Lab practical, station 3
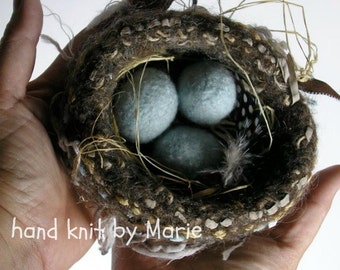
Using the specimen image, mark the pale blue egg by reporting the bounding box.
[178,61,237,125]
[114,68,178,143]
[152,125,223,178]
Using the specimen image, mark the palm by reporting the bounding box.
[0,1,93,269]
[113,234,294,270]
[0,95,92,269]
[1,1,340,270]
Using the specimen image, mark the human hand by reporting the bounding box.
[1,1,339,270]
[112,165,340,270]
[0,1,93,269]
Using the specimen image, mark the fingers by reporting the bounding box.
[0,0,43,107]
[271,165,340,253]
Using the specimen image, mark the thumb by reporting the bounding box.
[270,165,340,254]
[0,0,43,108]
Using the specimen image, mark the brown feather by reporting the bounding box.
[299,79,340,100]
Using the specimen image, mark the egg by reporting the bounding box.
[114,67,178,143]
[152,125,223,178]
[178,61,237,125]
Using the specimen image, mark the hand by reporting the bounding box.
[1,1,339,270]
[0,1,93,269]
[113,165,340,269]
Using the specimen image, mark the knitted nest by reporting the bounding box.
[51,0,318,260]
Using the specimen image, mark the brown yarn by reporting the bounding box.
[125,0,175,10]
[50,2,317,259]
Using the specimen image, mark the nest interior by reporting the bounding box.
[50,6,317,257]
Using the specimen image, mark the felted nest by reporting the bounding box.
[50,0,318,260]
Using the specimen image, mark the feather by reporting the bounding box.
[219,135,253,187]
[299,78,340,100]
[205,134,254,188]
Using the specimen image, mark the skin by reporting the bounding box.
[0,1,339,269]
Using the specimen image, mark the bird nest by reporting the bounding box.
[50,0,318,260]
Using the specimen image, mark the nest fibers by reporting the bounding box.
[50,0,322,260]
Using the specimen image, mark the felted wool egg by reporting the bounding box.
[152,125,223,178]
[114,67,178,143]
[178,61,237,125]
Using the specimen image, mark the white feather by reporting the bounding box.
[219,135,253,187]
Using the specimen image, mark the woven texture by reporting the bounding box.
[51,3,317,259]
